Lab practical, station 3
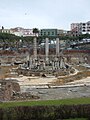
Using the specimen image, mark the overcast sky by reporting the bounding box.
[0,0,90,30]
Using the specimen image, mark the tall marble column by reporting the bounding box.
[45,38,49,61]
[56,38,59,56]
[33,37,37,60]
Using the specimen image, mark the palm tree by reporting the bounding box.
[33,28,39,37]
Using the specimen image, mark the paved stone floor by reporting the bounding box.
[20,85,90,100]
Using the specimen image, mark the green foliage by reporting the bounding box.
[0,98,90,120]
[33,28,39,34]
[0,32,90,44]
[0,33,35,44]
[22,36,34,43]
[0,104,90,120]
[0,97,90,108]
[0,33,20,41]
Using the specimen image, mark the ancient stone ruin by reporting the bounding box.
[0,79,39,101]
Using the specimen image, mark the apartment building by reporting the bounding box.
[39,29,58,37]
[71,23,81,36]
[79,21,90,34]
[71,23,78,30]
[71,21,90,36]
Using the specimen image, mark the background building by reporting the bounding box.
[71,23,80,36]
[57,29,67,36]
[0,26,11,34]
[79,21,90,34]
[71,21,90,36]
[39,29,58,37]
[10,27,38,37]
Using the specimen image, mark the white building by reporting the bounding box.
[0,29,12,34]
[10,27,23,36]
[79,21,90,34]
[10,27,38,37]
[71,21,90,35]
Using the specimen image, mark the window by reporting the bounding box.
[87,30,90,32]
[87,23,90,26]
[83,30,85,32]
[83,23,85,26]
[83,27,85,29]
[52,32,54,35]
[44,32,46,35]
[48,32,50,35]
[40,31,42,35]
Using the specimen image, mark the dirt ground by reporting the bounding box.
[0,64,90,87]
[52,70,90,85]
[0,65,18,79]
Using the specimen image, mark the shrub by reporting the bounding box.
[0,104,90,120]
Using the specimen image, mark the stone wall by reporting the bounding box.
[0,81,20,101]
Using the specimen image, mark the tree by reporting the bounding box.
[33,28,39,36]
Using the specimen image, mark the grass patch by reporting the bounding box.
[0,97,90,108]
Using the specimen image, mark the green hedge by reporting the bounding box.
[0,104,90,120]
